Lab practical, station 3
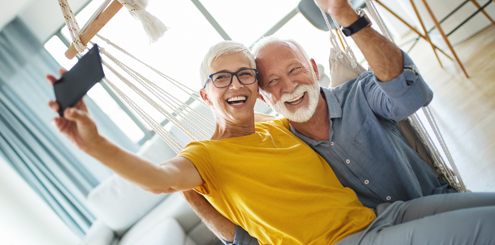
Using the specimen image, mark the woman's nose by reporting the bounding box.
[230,75,244,89]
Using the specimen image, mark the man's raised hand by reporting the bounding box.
[314,0,359,26]
[47,68,102,152]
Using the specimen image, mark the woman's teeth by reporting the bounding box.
[227,96,247,105]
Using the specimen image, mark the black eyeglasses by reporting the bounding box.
[204,68,258,88]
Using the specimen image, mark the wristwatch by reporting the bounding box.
[341,9,372,37]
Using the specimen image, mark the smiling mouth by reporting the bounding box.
[285,92,306,105]
[227,96,247,106]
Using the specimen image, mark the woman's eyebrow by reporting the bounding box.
[214,67,252,73]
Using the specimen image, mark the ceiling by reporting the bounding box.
[0,0,90,42]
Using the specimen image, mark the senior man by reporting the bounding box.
[182,0,494,244]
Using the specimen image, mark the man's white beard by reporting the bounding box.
[265,77,320,123]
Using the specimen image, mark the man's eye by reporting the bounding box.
[290,67,302,74]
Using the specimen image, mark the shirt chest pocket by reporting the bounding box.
[349,115,375,161]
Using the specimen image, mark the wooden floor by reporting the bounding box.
[403,26,495,192]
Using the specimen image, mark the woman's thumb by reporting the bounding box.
[64,108,88,123]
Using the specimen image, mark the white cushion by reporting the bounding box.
[185,237,198,245]
[118,193,200,245]
[129,218,185,245]
[82,219,116,245]
[137,133,177,164]
[86,131,179,234]
[87,174,169,234]
[187,222,222,245]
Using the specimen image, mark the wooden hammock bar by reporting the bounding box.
[65,0,123,59]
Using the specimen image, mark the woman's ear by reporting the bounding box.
[200,88,213,106]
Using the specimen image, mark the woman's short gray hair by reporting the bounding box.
[200,40,255,89]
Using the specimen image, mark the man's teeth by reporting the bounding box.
[286,93,305,103]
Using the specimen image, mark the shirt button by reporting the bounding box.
[364,180,370,185]
[386,196,392,201]
[331,142,335,146]
[345,159,350,164]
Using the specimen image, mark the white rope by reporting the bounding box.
[364,0,394,42]
[96,34,209,108]
[102,50,214,138]
[361,0,464,191]
[422,107,466,191]
[318,0,464,191]
[116,0,167,43]
[103,59,205,142]
[80,0,112,33]
[103,77,184,153]
[320,9,342,51]
[58,0,86,52]
[93,36,215,131]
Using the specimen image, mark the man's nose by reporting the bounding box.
[282,77,298,93]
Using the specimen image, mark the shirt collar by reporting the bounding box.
[289,87,342,146]
[321,87,342,119]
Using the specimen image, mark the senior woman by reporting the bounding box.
[48,41,495,245]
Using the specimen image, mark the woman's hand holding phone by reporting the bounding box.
[47,68,102,153]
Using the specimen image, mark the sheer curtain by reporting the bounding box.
[0,18,138,238]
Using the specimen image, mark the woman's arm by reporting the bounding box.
[47,69,203,194]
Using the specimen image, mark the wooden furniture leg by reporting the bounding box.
[420,0,470,78]
[410,0,443,68]
[374,0,453,61]
[471,0,495,26]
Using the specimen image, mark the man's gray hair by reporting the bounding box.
[200,40,255,89]
[251,36,311,63]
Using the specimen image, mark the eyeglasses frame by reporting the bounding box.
[203,68,258,89]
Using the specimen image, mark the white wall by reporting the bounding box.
[0,157,80,245]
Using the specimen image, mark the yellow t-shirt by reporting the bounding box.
[178,118,375,245]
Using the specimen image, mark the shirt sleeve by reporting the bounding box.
[362,50,433,122]
[177,141,216,195]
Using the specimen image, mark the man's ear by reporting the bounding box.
[258,92,270,107]
[200,88,213,106]
[310,58,319,78]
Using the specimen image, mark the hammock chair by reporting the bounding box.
[58,0,467,192]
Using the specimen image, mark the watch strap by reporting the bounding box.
[341,11,371,37]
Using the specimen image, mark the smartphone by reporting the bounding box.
[54,44,104,116]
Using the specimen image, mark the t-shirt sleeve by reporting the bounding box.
[177,141,217,195]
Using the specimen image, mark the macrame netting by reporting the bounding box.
[59,0,466,191]
[319,0,466,192]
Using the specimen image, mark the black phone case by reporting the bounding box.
[54,44,104,116]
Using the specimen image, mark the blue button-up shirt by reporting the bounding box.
[229,52,454,245]
[290,54,454,208]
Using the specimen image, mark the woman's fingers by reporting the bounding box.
[58,68,66,76]
[64,107,90,125]
[45,68,66,86]
[46,74,58,85]
[48,100,60,112]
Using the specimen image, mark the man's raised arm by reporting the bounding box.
[316,0,403,82]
